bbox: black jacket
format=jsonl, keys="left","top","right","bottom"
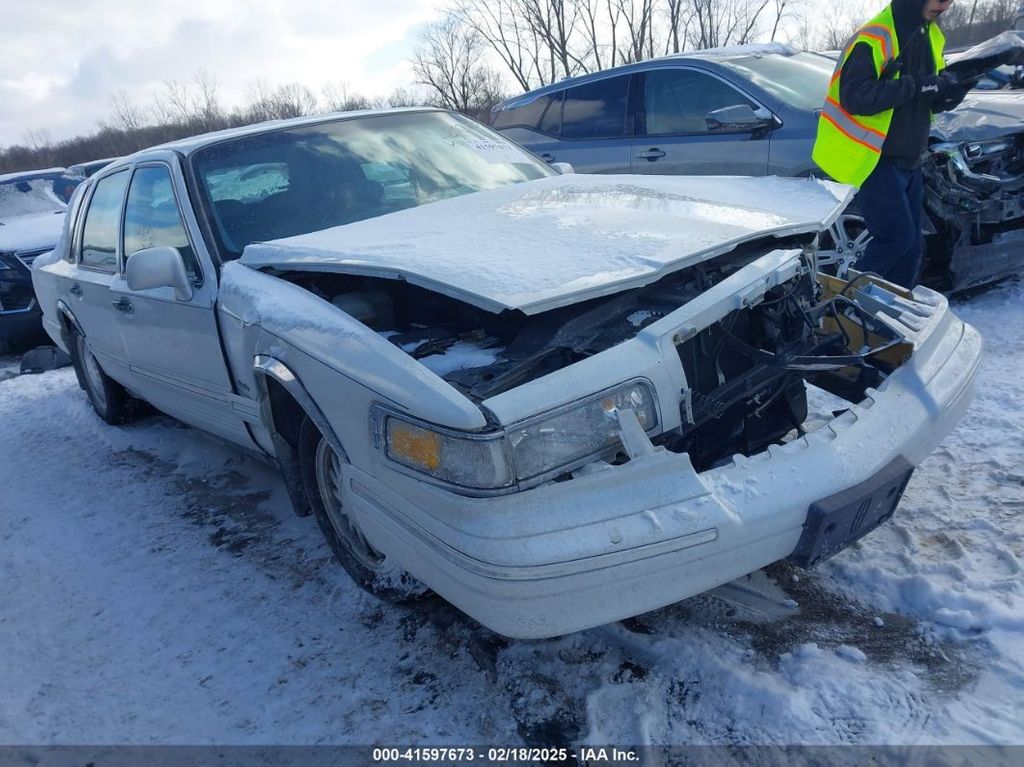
{"left": 838, "top": 0, "right": 965, "bottom": 167}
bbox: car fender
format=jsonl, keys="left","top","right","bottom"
{"left": 217, "top": 262, "right": 489, "bottom": 433}
{"left": 54, "top": 299, "right": 83, "bottom": 350}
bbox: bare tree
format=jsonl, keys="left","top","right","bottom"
{"left": 238, "top": 81, "right": 319, "bottom": 122}
{"left": 940, "top": 0, "right": 1017, "bottom": 46}
{"left": 452, "top": 0, "right": 554, "bottom": 89}
{"left": 322, "top": 82, "right": 373, "bottom": 112}
{"left": 386, "top": 87, "right": 429, "bottom": 107}
{"left": 21, "top": 129, "right": 54, "bottom": 167}
{"left": 109, "top": 91, "right": 148, "bottom": 132}
{"left": 192, "top": 69, "right": 224, "bottom": 131}
{"left": 413, "top": 15, "right": 506, "bottom": 114}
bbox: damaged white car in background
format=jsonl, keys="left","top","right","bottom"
{"left": 32, "top": 109, "right": 981, "bottom": 638}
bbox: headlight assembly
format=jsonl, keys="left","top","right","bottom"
{"left": 376, "top": 379, "right": 659, "bottom": 493}
{"left": 506, "top": 380, "right": 658, "bottom": 482}
{"left": 384, "top": 418, "right": 514, "bottom": 490}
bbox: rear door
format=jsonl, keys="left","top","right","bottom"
{"left": 535, "top": 74, "right": 636, "bottom": 173}
{"left": 109, "top": 159, "right": 255, "bottom": 447}
{"left": 65, "top": 169, "right": 134, "bottom": 385}
{"left": 630, "top": 67, "right": 771, "bottom": 176}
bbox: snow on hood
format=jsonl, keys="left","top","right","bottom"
{"left": 0, "top": 210, "right": 64, "bottom": 254}
{"left": 932, "top": 91, "right": 1024, "bottom": 143}
{"left": 944, "top": 31, "right": 1024, "bottom": 68}
{"left": 241, "top": 174, "right": 853, "bottom": 315}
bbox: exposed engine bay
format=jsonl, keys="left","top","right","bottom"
{"left": 924, "top": 132, "right": 1024, "bottom": 291}
{"left": 922, "top": 33, "right": 1024, "bottom": 291}
{"left": 277, "top": 236, "right": 912, "bottom": 473}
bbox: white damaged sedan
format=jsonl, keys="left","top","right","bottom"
{"left": 32, "top": 109, "right": 981, "bottom": 638}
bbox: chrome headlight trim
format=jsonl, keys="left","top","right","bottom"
{"left": 371, "top": 378, "right": 661, "bottom": 496}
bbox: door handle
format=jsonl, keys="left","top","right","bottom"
{"left": 540, "top": 153, "right": 555, "bottom": 163}
{"left": 111, "top": 297, "right": 134, "bottom": 315}
{"left": 636, "top": 148, "right": 666, "bottom": 160}
{"left": 69, "top": 283, "right": 83, "bottom": 297}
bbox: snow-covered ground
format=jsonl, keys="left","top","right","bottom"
{"left": 1, "top": 279, "right": 1021, "bottom": 746}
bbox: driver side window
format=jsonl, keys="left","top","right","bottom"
{"left": 643, "top": 68, "right": 756, "bottom": 135}
{"left": 123, "top": 166, "right": 201, "bottom": 284}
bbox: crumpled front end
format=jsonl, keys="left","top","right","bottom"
{"left": 337, "top": 246, "right": 981, "bottom": 638}
{"left": 925, "top": 134, "right": 1024, "bottom": 291}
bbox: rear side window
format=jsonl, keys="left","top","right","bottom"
{"left": 539, "top": 91, "right": 564, "bottom": 135}
{"left": 123, "top": 166, "right": 202, "bottom": 284}
{"left": 643, "top": 68, "right": 756, "bottom": 135}
{"left": 561, "top": 76, "right": 630, "bottom": 139}
{"left": 492, "top": 95, "right": 552, "bottom": 130}
{"left": 80, "top": 171, "right": 129, "bottom": 272}
{"left": 63, "top": 183, "right": 89, "bottom": 263}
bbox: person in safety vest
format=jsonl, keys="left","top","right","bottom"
{"left": 813, "top": 0, "right": 971, "bottom": 289}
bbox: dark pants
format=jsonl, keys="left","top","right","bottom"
{"left": 855, "top": 162, "right": 924, "bottom": 290}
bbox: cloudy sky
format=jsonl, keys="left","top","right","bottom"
{"left": 1, "top": 0, "right": 442, "bottom": 147}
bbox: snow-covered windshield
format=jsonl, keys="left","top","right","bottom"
{"left": 192, "top": 110, "right": 555, "bottom": 259}
{"left": 719, "top": 52, "right": 833, "bottom": 111}
{"left": 0, "top": 174, "right": 68, "bottom": 223}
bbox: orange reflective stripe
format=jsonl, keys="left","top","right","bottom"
{"left": 820, "top": 112, "right": 882, "bottom": 154}
{"left": 820, "top": 101, "right": 884, "bottom": 153}
{"left": 825, "top": 97, "right": 886, "bottom": 140}
{"left": 859, "top": 24, "right": 896, "bottom": 60}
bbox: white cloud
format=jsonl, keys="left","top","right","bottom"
{"left": 0, "top": 0, "right": 442, "bottom": 147}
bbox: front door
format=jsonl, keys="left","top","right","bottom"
{"left": 630, "top": 67, "right": 771, "bottom": 176}
{"left": 110, "top": 162, "right": 253, "bottom": 447}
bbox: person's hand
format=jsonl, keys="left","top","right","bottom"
{"left": 918, "top": 72, "right": 961, "bottom": 100}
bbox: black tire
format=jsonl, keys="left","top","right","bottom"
{"left": 70, "top": 330, "right": 136, "bottom": 424}
{"left": 298, "top": 416, "right": 427, "bottom": 604}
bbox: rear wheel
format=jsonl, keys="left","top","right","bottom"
{"left": 71, "top": 331, "right": 135, "bottom": 424}
{"left": 298, "top": 416, "right": 427, "bottom": 603}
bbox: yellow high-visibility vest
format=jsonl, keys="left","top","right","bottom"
{"left": 812, "top": 5, "right": 946, "bottom": 188}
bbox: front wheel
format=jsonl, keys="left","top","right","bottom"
{"left": 298, "top": 416, "right": 427, "bottom": 603}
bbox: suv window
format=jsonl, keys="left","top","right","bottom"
{"left": 643, "top": 68, "right": 756, "bottom": 135}
{"left": 561, "top": 76, "right": 630, "bottom": 139}
{"left": 539, "top": 91, "right": 564, "bottom": 135}
{"left": 492, "top": 95, "right": 553, "bottom": 130}
{"left": 80, "top": 170, "right": 129, "bottom": 272}
{"left": 124, "top": 165, "right": 201, "bottom": 284}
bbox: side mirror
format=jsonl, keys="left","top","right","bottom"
{"left": 125, "top": 246, "right": 193, "bottom": 301}
{"left": 705, "top": 104, "right": 774, "bottom": 132}
{"left": 551, "top": 162, "right": 575, "bottom": 175}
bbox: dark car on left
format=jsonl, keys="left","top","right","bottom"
{"left": 0, "top": 168, "right": 81, "bottom": 351}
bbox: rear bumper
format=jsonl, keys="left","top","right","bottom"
{"left": 342, "top": 291, "right": 981, "bottom": 638}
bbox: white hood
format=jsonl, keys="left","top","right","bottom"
{"left": 0, "top": 210, "right": 64, "bottom": 254}
{"left": 241, "top": 174, "right": 853, "bottom": 315}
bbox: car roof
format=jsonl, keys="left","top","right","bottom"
{"left": 122, "top": 107, "right": 444, "bottom": 161}
{"left": 495, "top": 43, "right": 803, "bottom": 110}
{"left": 67, "top": 157, "right": 119, "bottom": 172}
{"left": 0, "top": 167, "right": 67, "bottom": 183}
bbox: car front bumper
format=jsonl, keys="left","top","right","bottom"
{"left": 342, "top": 289, "right": 982, "bottom": 638}
{"left": 0, "top": 300, "right": 44, "bottom": 347}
